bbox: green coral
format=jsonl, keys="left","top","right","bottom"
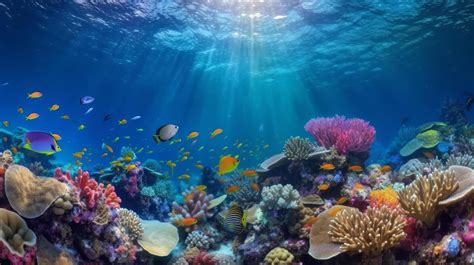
{"left": 418, "top": 121, "right": 447, "bottom": 133}
{"left": 416, "top": 129, "right": 441, "bottom": 148}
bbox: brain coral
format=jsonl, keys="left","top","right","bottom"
{"left": 5, "top": 165, "right": 67, "bottom": 218}
{"left": 264, "top": 247, "right": 294, "bottom": 265}
{"left": 0, "top": 208, "right": 37, "bottom": 257}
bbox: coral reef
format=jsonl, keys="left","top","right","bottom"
{"left": 118, "top": 208, "right": 144, "bottom": 241}
{"left": 0, "top": 208, "right": 37, "bottom": 257}
{"left": 260, "top": 184, "right": 300, "bottom": 210}
{"left": 283, "top": 136, "right": 315, "bottom": 161}
{"left": 446, "top": 153, "right": 474, "bottom": 168}
{"left": 185, "top": 230, "right": 213, "bottom": 250}
{"left": 170, "top": 188, "right": 214, "bottom": 231}
{"left": 264, "top": 247, "right": 294, "bottom": 264}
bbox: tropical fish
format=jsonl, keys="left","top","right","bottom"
{"left": 303, "top": 216, "right": 318, "bottom": 229}
{"left": 223, "top": 204, "right": 247, "bottom": 234}
{"left": 49, "top": 104, "right": 60, "bottom": 111}
{"left": 195, "top": 164, "right": 204, "bottom": 169}
{"left": 60, "top": 115, "right": 70, "bottom": 120}
{"left": 73, "top": 152, "right": 84, "bottom": 159}
{"left": 75, "top": 160, "right": 82, "bottom": 166}
{"left": 352, "top": 183, "right": 365, "bottom": 191}
{"left": 153, "top": 124, "right": 179, "bottom": 143}
{"left": 85, "top": 107, "right": 94, "bottom": 115}
{"left": 335, "top": 196, "right": 348, "bottom": 205}
{"left": 222, "top": 146, "right": 228, "bottom": 151}
{"left": 328, "top": 207, "right": 343, "bottom": 217}
{"left": 210, "top": 128, "right": 223, "bottom": 138}
{"left": 123, "top": 156, "right": 133, "bottom": 162}
{"left": 23, "top": 131, "right": 61, "bottom": 155}
{"left": 218, "top": 156, "right": 240, "bottom": 175}
{"left": 124, "top": 136, "right": 131, "bottom": 140}
{"left": 178, "top": 174, "right": 190, "bottom": 181}
{"left": 198, "top": 146, "right": 204, "bottom": 151}
{"left": 167, "top": 161, "right": 177, "bottom": 168}
{"left": 118, "top": 119, "right": 127, "bottom": 125}
{"left": 28, "top": 91, "right": 42, "bottom": 99}
{"left": 3, "top": 121, "right": 9, "bottom": 127}
{"left": 242, "top": 169, "right": 257, "bottom": 177}
{"left": 195, "top": 185, "right": 207, "bottom": 191}
{"left": 226, "top": 185, "right": 241, "bottom": 194}
{"left": 187, "top": 132, "right": 199, "bottom": 139}
{"left": 237, "top": 143, "right": 243, "bottom": 149}
{"left": 250, "top": 183, "right": 259, "bottom": 192}
{"left": 263, "top": 144, "right": 270, "bottom": 149}
{"left": 126, "top": 164, "right": 137, "bottom": 172}
{"left": 10, "top": 146, "right": 18, "bottom": 154}
{"left": 78, "top": 124, "right": 86, "bottom": 130}
{"left": 348, "top": 165, "right": 363, "bottom": 172}
{"left": 101, "top": 153, "right": 108, "bottom": 158}
{"left": 102, "top": 143, "right": 113, "bottom": 153}
{"left": 17, "top": 107, "right": 24, "bottom": 114}
{"left": 80, "top": 96, "right": 95, "bottom": 105}
{"left": 381, "top": 165, "right": 392, "bottom": 173}
{"left": 103, "top": 114, "right": 112, "bottom": 122}
{"left": 320, "top": 163, "right": 335, "bottom": 170}
{"left": 26, "top": 113, "right": 40, "bottom": 120}
{"left": 181, "top": 156, "right": 188, "bottom": 162}
{"left": 176, "top": 217, "right": 198, "bottom": 227}
{"left": 51, "top": 133, "right": 62, "bottom": 141}
{"left": 131, "top": 115, "right": 141, "bottom": 120}
{"left": 137, "top": 147, "right": 144, "bottom": 153}
{"left": 113, "top": 137, "right": 120, "bottom": 143}
{"left": 423, "top": 151, "right": 435, "bottom": 159}
{"left": 318, "top": 183, "right": 330, "bottom": 191}
{"left": 184, "top": 193, "right": 194, "bottom": 202}
{"left": 136, "top": 128, "right": 144, "bottom": 132}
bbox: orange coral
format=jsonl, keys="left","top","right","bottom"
{"left": 369, "top": 187, "right": 399, "bottom": 209}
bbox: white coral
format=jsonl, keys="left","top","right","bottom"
{"left": 260, "top": 184, "right": 300, "bottom": 210}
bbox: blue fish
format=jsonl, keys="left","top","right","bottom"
{"left": 80, "top": 96, "right": 95, "bottom": 105}
{"left": 23, "top": 131, "right": 61, "bottom": 155}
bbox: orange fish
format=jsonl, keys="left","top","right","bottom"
{"left": 10, "top": 146, "right": 18, "bottom": 154}
{"left": 184, "top": 193, "right": 194, "bottom": 202}
{"left": 423, "top": 151, "right": 435, "bottom": 159}
{"left": 318, "top": 183, "right": 330, "bottom": 191}
{"left": 242, "top": 169, "right": 258, "bottom": 177}
{"left": 27, "top": 91, "right": 42, "bottom": 99}
{"left": 176, "top": 217, "right": 198, "bottom": 227}
{"left": 303, "top": 216, "right": 318, "bottom": 229}
{"left": 335, "top": 196, "right": 348, "bottom": 205}
{"left": 381, "top": 165, "right": 392, "bottom": 173}
{"left": 26, "top": 113, "right": 40, "bottom": 120}
{"left": 328, "top": 207, "right": 343, "bottom": 217}
{"left": 210, "top": 128, "right": 223, "bottom": 138}
{"left": 17, "top": 107, "right": 24, "bottom": 114}
{"left": 348, "top": 165, "right": 363, "bottom": 172}
{"left": 320, "top": 163, "right": 335, "bottom": 170}
{"left": 352, "top": 182, "right": 365, "bottom": 191}
{"left": 49, "top": 104, "right": 60, "bottom": 111}
{"left": 226, "top": 185, "right": 241, "bottom": 194}
{"left": 187, "top": 132, "right": 199, "bottom": 139}
{"left": 250, "top": 182, "right": 259, "bottom": 192}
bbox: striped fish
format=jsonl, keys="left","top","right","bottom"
{"left": 223, "top": 204, "right": 247, "bottom": 234}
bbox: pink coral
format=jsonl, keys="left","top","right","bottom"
{"left": 0, "top": 243, "right": 36, "bottom": 265}
{"left": 304, "top": 115, "right": 375, "bottom": 155}
{"left": 125, "top": 175, "right": 139, "bottom": 198}
{"left": 462, "top": 215, "right": 474, "bottom": 244}
{"left": 192, "top": 251, "right": 216, "bottom": 265}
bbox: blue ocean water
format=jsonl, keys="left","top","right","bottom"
{"left": 0, "top": 1, "right": 474, "bottom": 264}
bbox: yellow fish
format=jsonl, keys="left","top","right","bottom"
{"left": 49, "top": 104, "right": 60, "bottom": 111}
{"left": 181, "top": 156, "right": 188, "bottom": 162}
{"left": 237, "top": 143, "right": 243, "bottom": 148}
{"left": 51, "top": 133, "right": 62, "bottom": 141}
{"left": 26, "top": 113, "right": 40, "bottom": 120}
{"left": 210, "top": 128, "right": 223, "bottom": 138}
{"left": 178, "top": 174, "right": 190, "bottom": 181}
{"left": 195, "top": 185, "right": 207, "bottom": 191}
{"left": 218, "top": 156, "right": 240, "bottom": 175}
{"left": 187, "top": 132, "right": 199, "bottom": 139}
{"left": 3, "top": 121, "right": 9, "bottom": 127}
{"left": 27, "top": 91, "right": 42, "bottom": 99}
{"left": 126, "top": 164, "right": 137, "bottom": 172}
{"left": 101, "top": 153, "right": 108, "bottom": 158}
{"left": 73, "top": 152, "right": 84, "bottom": 159}
{"left": 123, "top": 156, "right": 133, "bottom": 162}
{"left": 78, "top": 124, "right": 85, "bottom": 130}
{"left": 104, "top": 144, "right": 113, "bottom": 153}
{"left": 195, "top": 164, "right": 204, "bottom": 169}
{"left": 118, "top": 119, "right": 127, "bottom": 125}
{"left": 60, "top": 114, "right": 70, "bottom": 120}
{"left": 17, "top": 107, "right": 24, "bottom": 114}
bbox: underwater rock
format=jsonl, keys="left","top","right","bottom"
{"left": 138, "top": 220, "right": 179, "bottom": 257}
{"left": 0, "top": 208, "right": 37, "bottom": 257}
{"left": 5, "top": 165, "right": 67, "bottom": 218}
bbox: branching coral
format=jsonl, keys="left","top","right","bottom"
{"left": 304, "top": 115, "right": 375, "bottom": 155}
{"left": 118, "top": 208, "right": 144, "bottom": 241}
{"left": 170, "top": 188, "right": 214, "bottom": 231}
{"left": 397, "top": 169, "right": 458, "bottom": 225}
{"left": 328, "top": 206, "right": 405, "bottom": 257}
{"left": 185, "top": 231, "right": 213, "bottom": 250}
{"left": 225, "top": 172, "right": 260, "bottom": 207}
{"left": 260, "top": 184, "right": 300, "bottom": 210}
{"left": 446, "top": 153, "right": 474, "bottom": 169}
{"left": 283, "top": 136, "right": 315, "bottom": 161}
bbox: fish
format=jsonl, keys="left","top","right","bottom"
{"left": 381, "top": 165, "right": 392, "bottom": 173}
{"left": 218, "top": 156, "right": 240, "bottom": 175}
{"left": 195, "top": 185, "right": 207, "bottom": 191}
{"left": 78, "top": 124, "right": 86, "bottom": 130}
{"left": 124, "top": 136, "right": 131, "bottom": 140}
{"left": 10, "top": 146, "right": 18, "bottom": 154}
{"left": 126, "top": 164, "right": 137, "bottom": 172}
{"left": 25, "top": 113, "right": 40, "bottom": 120}
{"left": 137, "top": 147, "right": 144, "bottom": 153}
{"left": 122, "top": 155, "right": 133, "bottom": 162}
{"left": 131, "top": 115, "right": 141, "bottom": 120}
{"left": 335, "top": 196, "right": 348, "bottom": 205}
{"left": 85, "top": 107, "right": 94, "bottom": 115}
{"left": 103, "top": 114, "right": 112, "bottom": 121}
{"left": 195, "top": 164, "right": 204, "bottom": 169}
{"left": 181, "top": 156, "right": 188, "bottom": 162}
{"left": 250, "top": 183, "right": 259, "bottom": 192}
{"left": 60, "top": 115, "right": 70, "bottom": 120}
{"left": 198, "top": 146, "right": 204, "bottom": 151}
{"left": 28, "top": 92, "right": 42, "bottom": 99}
{"left": 17, "top": 108, "right": 24, "bottom": 114}
{"left": 73, "top": 152, "right": 84, "bottom": 159}
{"left": 187, "top": 132, "right": 199, "bottom": 139}
{"left": 263, "top": 144, "right": 270, "bottom": 149}
{"left": 102, "top": 143, "right": 113, "bottom": 153}
{"left": 318, "top": 183, "right": 330, "bottom": 191}
{"left": 176, "top": 217, "right": 198, "bottom": 227}
{"left": 423, "top": 151, "right": 435, "bottom": 159}
{"left": 118, "top": 119, "right": 127, "bottom": 125}
{"left": 222, "top": 146, "right": 228, "bottom": 151}
{"left": 328, "top": 207, "right": 343, "bottom": 217}
{"left": 113, "top": 137, "right": 120, "bottom": 143}
{"left": 51, "top": 133, "right": 62, "bottom": 141}
{"left": 80, "top": 96, "right": 95, "bottom": 105}
{"left": 226, "top": 185, "right": 241, "bottom": 194}
{"left": 136, "top": 128, "right": 144, "bottom": 132}
{"left": 303, "top": 216, "right": 318, "bottom": 229}
{"left": 467, "top": 95, "right": 474, "bottom": 111}
{"left": 101, "top": 153, "right": 108, "bottom": 157}
{"left": 242, "top": 169, "right": 257, "bottom": 177}
{"left": 348, "top": 165, "right": 363, "bottom": 172}
{"left": 223, "top": 204, "right": 247, "bottom": 234}
{"left": 352, "top": 183, "right": 365, "bottom": 191}
{"left": 153, "top": 124, "right": 179, "bottom": 143}
{"left": 320, "top": 163, "right": 335, "bottom": 170}
{"left": 22, "top": 131, "right": 61, "bottom": 155}
{"left": 210, "top": 128, "right": 223, "bottom": 138}
{"left": 3, "top": 121, "right": 9, "bottom": 127}
{"left": 237, "top": 143, "right": 243, "bottom": 149}
{"left": 75, "top": 160, "right": 82, "bottom": 166}
{"left": 178, "top": 174, "right": 190, "bottom": 181}
{"left": 49, "top": 104, "right": 60, "bottom": 111}
{"left": 184, "top": 193, "right": 194, "bottom": 202}
{"left": 1, "top": 82, "right": 8, "bottom": 86}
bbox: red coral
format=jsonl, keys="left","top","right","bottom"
{"left": 0, "top": 242, "right": 36, "bottom": 265}
{"left": 192, "top": 251, "right": 216, "bottom": 265}
{"left": 104, "top": 184, "right": 121, "bottom": 209}
{"left": 304, "top": 115, "right": 375, "bottom": 155}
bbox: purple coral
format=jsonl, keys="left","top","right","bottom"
{"left": 170, "top": 188, "right": 214, "bottom": 232}
{"left": 304, "top": 115, "right": 375, "bottom": 155}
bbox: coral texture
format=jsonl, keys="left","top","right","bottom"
{"left": 283, "top": 136, "right": 315, "bottom": 161}
{"left": 264, "top": 247, "right": 294, "bottom": 265}
{"left": 138, "top": 220, "right": 179, "bottom": 257}
{"left": 170, "top": 188, "right": 214, "bottom": 231}
{"left": 0, "top": 208, "right": 37, "bottom": 257}
{"left": 118, "top": 208, "right": 144, "bottom": 241}
{"left": 260, "top": 184, "right": 300, "bottom": 210}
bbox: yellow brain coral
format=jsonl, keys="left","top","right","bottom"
{"left": 264, "top": 247, "right": 294, "bottom": 265}
{"left": 369, "top": 187, "right": 399, "bottom": 209}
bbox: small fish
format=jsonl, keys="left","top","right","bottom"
{"left": 352, "top": 183, "right": 365, "bottom": 191}
{"left": 222, "top": 146, "right": 228, "bottom": 151}
{"left": 60, "top": 115, "right": 70, "bottom": 120}
{"left": 210, "top": 128, "right": 223, "bottom": 138}
{"left": 3, "top": 121, "right": 9, "bottom": 127}
{"left": 242, "top": 169, "right": 257, "bottom": 177}
{"left": 80, "top": 96, "right": 95, "bottom": 105}
{"left": 303, "top": 216, "right": 318, "bottom": 229}
{"left": 73, "top": 152, "right": 84, "bottom": 159}
{"left": 423, "top": 151, "right": 435, "bottom": 159}
{"left": 137, "top": 147, "right": 144, "bottom": 153}
{"left": 136, "top": 128, "right": 144, "bottom": 132}
{"left": 17, "top": 108, "right": 24, "bottom": 114}
{"left": 78, "top": 124, "right": 86, "bottom": 130}
{"left": 381, "top": 165, "right": 392, "bottom": 173}
{"left": 187, "top": 132, "right": 199, "bottom": 139}
{"left": 263, "top": 144, "right": 270, "bottom": 149}
{"left": 178, "top": 174, "right": 190, "bottom": 181}
{"left": 112, "top": 137, "right": 120, "bottom": 143}
{"left": 237, "top": 143, "right": 243, "bottom": 149}
{"left": 26, "top": 113, "right": 40, "bottom": 120}
{"left": 176, "top": 217, "right": 198, "bottom": 227}
{"left": 153, "top": 124, "right": 179, "bottom": 143}
{"left": 51, "top": 133, "right": 62, "bottom": 141}
{"left": 85, "top": 107, "right": 94, "bottom": 115}
{"left": 328, "top": 207, "right": 343, "bottom": 217}
{"left": 123, "top": 156, "right": 133, "bottom": 162}
{"left": 10, "top": 146, "right": 18, "bottom": 154}
{"left": 124, "top": 136, "right": 131, "bottom": 140}
{"left": 335, "top": 196, "right": 348, "bottom": 205}
{"left": 348, "top": 165, "right": 363, "bottom": 172}
{"left": 195, "top": 164, "right": 204, "bottom": 169}
{"left": 103, "top": 114, "right": 112, "bottom": 121}
{"left": 101, "top": 153, "right": 108, "bottom": 158}
{"left": 195, "top": 185, "right": 207, "bottom": 191}
{"left": 250, "top": 182, "right": 259, "bottom": 192}
{"left": 49, "top": 104, "right": 60, "bottom": 111}
{"left": 167, "top": 161, "right": 177, "bottom": 168}
{"left": 23, "top": 131, "right": 61, "bottom": 155}
{"left": 466, "top": 95, "right": 474, "bottom": 111}
{"left": 126, "top": 164, "right": 137, "bottom": 172}
{"left": 320, "top": 163, "right": 335, "bottom": 171}
{"left": 118, "top": 119, "right": 127, "bottom": 125}
{"left": 318, "top": 183, "right": 330, "bottom": 191}
{"left": 184, "top": 193, "right": 194, "bottom": 202}
{"left": 28, "top": 91, "right": 42, "bottom": 99}
{"left": 223, "top": 204, "right": 247, "bottom": 234}
{"left": 131, "top": 115, "right": 141, "bottom": 120}
{"left": 226, "top": 185, "right": 241, "bottom": 194}
{"left": 103, "top": 143, "right": 113, "bottom": 153}
{"left": 218, "top": 156, "right": 240, "bottom": 175}
{"left": 181, "top": 156, "right": 188, "bottom": 162}
{"left": 75, "top": 160, "right": 82, "bottom": 166}
{"left": 198, "top": 146, "right": 204, "bottom": 151}
{"left": 1, "top": 82, "right": 8, "bottom": 86}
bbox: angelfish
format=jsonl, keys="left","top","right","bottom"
{"left": 153, "top": 124, "right": 179, "bottom": 144}
{"left": 22, "top": 131, "right": 61, "bottom": 155}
